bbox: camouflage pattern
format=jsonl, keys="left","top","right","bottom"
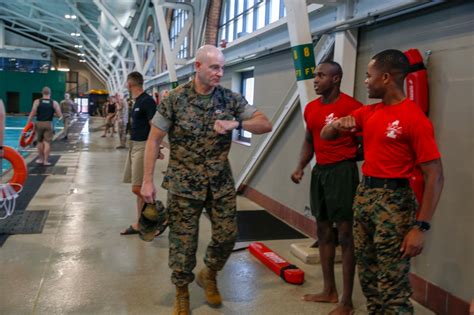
{"left": 138, "top": 200, "right": 168, "bottom": 242}
{"left": 117, "top": 120, "right": 127, "bottom": 146}
{"left": 167, "top": 191, "right": 237, "bottom": 287}
{"left": 155, "top": 80, "right": 256, "bottom": 201}
{"left": 353, "top": 184, "right": 417, "bottom": 315}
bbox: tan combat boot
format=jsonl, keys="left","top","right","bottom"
{"left": 196, "top": 266, "right": 222, "bottom": 307}
{"left": 173, "top": 285, "right": 190, "bottom": 315}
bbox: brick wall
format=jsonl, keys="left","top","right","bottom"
{"left": 204, "top": 0, "right": 222, "bottom": 46}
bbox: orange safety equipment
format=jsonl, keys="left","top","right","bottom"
{"left": 249, "top": 242, "right": 304, "bottom": 285}
{"left": 1, "top": 145, "right": 27, "bottom": 192}
{"left": 404, "top": 48, "right": 429, "bottom": 213}
{"left": 19, "top": 121, "right": 35, "bottom": 147}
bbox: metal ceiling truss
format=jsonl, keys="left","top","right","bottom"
{"left": 2, "top": 1, "right": 110, "bottom": 88}
{"left": 65, "top": 0, "right": 128, "bottom": 91}
{"left": 146, "top": 0, "right": 445, "bottom": 89}
{"left": 1, "top": 0, "right": 210, "bottom": 93}
{"left": 93, "top": 0, "right": 144, "bottom": 72}
{"left": 3, "top": 22, "right": 108, "bottom": 87}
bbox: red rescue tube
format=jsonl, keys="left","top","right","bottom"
{"left": 404, "top": 49, "right": 429, "bottom": 115}
{"left": 404, "top": 49, "right": 429, "bottom": 214}
{"left": 248, "top": 242, "right": 304, "bottom": 285}
{"left": 19, "top": 121, "right": 35, "bottom": 147}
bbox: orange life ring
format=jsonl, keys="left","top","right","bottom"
{"left": 2, "top": 145, "right": 27, "bottom": 192}
{"left": 19, "top": 121, "right": 35, "bottom": 147}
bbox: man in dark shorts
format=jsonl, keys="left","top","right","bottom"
{"left": 27, "top": 86, "right": 62, "bottom": 165}
{"left": 121, "top": 72, "right": 158, "bottom": 235}
{"left": 322, "top": 49, "right": 444, "bottom": 314}
{"left": 291, "top": 61, "right": 362, "bottom": 315}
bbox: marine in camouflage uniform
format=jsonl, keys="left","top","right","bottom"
{"left": 353, "top": 185, "right": 417, "bottom": 314}
{"left": 321, "top": 49, "right": 443, "bottom": 315}
{"left": 142, "top": 46, "right": 271, "bottom": 314}
{"left": 152, "top": 80, "right": 257, "bottom": 285}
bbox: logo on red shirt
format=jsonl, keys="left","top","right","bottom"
{"left": 386, "top": 120, "right": 402, "bottom": 139}
{"left": 324, "top": 113, "right": 338, "bottom": 125}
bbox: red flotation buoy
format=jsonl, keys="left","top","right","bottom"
{"left": 19, "top": 121, "right": 35, "bottom": 147}
{"left": 2, "top": 145, "right": 27, "bottom": 192}
{"left": 248, "top": 242, "right": 304, "bottom": 285}
{"left": 404, "top": 49, "right": 430, "bottom": 213}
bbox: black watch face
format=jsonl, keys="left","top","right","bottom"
{"left": 416, "top": 221, "right": 430, "bottom": 231}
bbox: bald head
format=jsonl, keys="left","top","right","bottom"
{"left": 194, "top": 45, "right": 225, "bottom": 94}
{"left": 320, "top": 61, "right": 343, "bottom": 80}
{"left": 195, "top": 45, "right": 224, "bottom": 64}
{"left": 42, "top": 86, "right": 51, "bottom": 96}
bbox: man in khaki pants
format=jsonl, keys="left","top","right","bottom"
{"left": 120, "top": 72, "right": 157, "bottom": 235}
{"left": 27, "top": 87, "right": 62, "bottom": 165}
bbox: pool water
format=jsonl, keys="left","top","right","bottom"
{"left": 2, "top": 116, "right": 63, "bottom": 173}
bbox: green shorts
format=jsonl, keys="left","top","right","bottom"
{"left": 310, "top": 159, "right": 359, "bottom": 222}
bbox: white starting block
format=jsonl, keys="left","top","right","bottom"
{"left": 290, "top": 241, "right": 342, "bottom": 265}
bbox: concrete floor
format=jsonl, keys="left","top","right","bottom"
{"left": 0, "top": 116, "right": 433, "bottom": 315}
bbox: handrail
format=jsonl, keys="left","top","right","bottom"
{"left": 235, "top": 81, "right": 299, "bottom": 189}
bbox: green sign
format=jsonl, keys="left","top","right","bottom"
{"left": 291, "top": 44, "right": 316, "bottom": 81}
{"left": 171, "top": 81, "right": 179, "bottom": 89}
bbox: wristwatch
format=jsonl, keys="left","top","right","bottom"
{"left": 237, "top": 119, "right": 243, "bottom": 129}
{"left": 414, "top": 220, "right": 431, "bottom": 232}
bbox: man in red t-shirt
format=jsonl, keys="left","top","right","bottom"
{"left": 321, "top": 49, "right": 444, "bottom": 314}
{"left": 291, "top": 61, "right": 362, "bottom": 315}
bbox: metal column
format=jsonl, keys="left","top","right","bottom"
{"left": 283, "top": 0, "right": 317, "bottom": 115}
{"left": 333, "top": 0, "right": 358, "bottom": 96}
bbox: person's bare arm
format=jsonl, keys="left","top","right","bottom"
{"left": 141, "top": 126, "right": 167, "bottom": 203}
{"left": 53, "top": 101, "right": 63, "bottom": 119}
{"left": 401, "top": 158, "right": 444, "bottom": 258}
{"left": 291, "top": 131, "right": 314, "bottom": 184}
{"left": 321, "top": 116, "right": 357, "bottom": 140}
{"left": 214, "top": 110, "right": 272, "bottom": 135}
{"left": 27, "top": 100, "right": 39, "bottom": 123}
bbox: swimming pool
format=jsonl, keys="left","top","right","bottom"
{"left": 2, "top": 116, "right": 63, "bottom": 173}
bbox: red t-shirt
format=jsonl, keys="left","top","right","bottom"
{"left": 352, "top": 98, "right": 441, "bottom": 178}
{"left": 305, "top": 93, "right": 363, "bottom": 165}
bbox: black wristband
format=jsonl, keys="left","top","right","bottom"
{"left": 237, "top": 119, "right": 243, "bottom": 129}
{"left": 415, "top": 220, "right": 431, "bottom": 232}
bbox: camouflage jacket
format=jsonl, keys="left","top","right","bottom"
{"left": 152, "top": 81, "right": 256, "bottom": 200}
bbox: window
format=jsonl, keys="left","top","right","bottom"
{"left": 219, "top": 0, "right": 286, "bottom": 44}
{"left": 74, "top": 97, "right": 89, "bottom": 113}
{"left": 170, "top": 8, "right": 190, "bottom": 59}
{"left": 233, "top": 70, "right": 254, "bottom": 145}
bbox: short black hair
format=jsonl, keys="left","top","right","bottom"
{"left": 319, "top": 60, "right": 343, "bottom": 79}
{"left": 127, "top": 71, "right": 144, "bottom": 87}
{"left": 371, "top": 49, "right": 410, "bottom": 80}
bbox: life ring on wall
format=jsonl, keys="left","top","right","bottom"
{"left": 2, "top": 145, "right": 27, "bottom": 192}
{"left": 404, "top": 49, "right": 429, "bottom": 212}
{"left": 19, "top": 121, "right": 35, "bottom": 147}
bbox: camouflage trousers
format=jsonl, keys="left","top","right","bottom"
{"left": 167, "top": 190, "right": 238, "bottom": 287}
{"left": 353, "top": 185, "right": 417, "bottom": 315}
{"left": 117, "top": 120, "right": 127, "bottom": 146}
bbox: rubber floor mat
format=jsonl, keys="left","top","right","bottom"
{"left": 27, "top": 155, "right": 60, "bottom": 167}
{"left": 28, "top": 166, "right": 68, "bottom": 175}
{"left": 0, "top": 234, "right": 9, "bottom": 247}
{"left": 0, "top": 210, "right": 49, "bottom": 234}
{"left": 10, "top": 175, "right": 47, "bottom": 212}
{"left": 236, "top": 210, "right": 308, "bottom": 242}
